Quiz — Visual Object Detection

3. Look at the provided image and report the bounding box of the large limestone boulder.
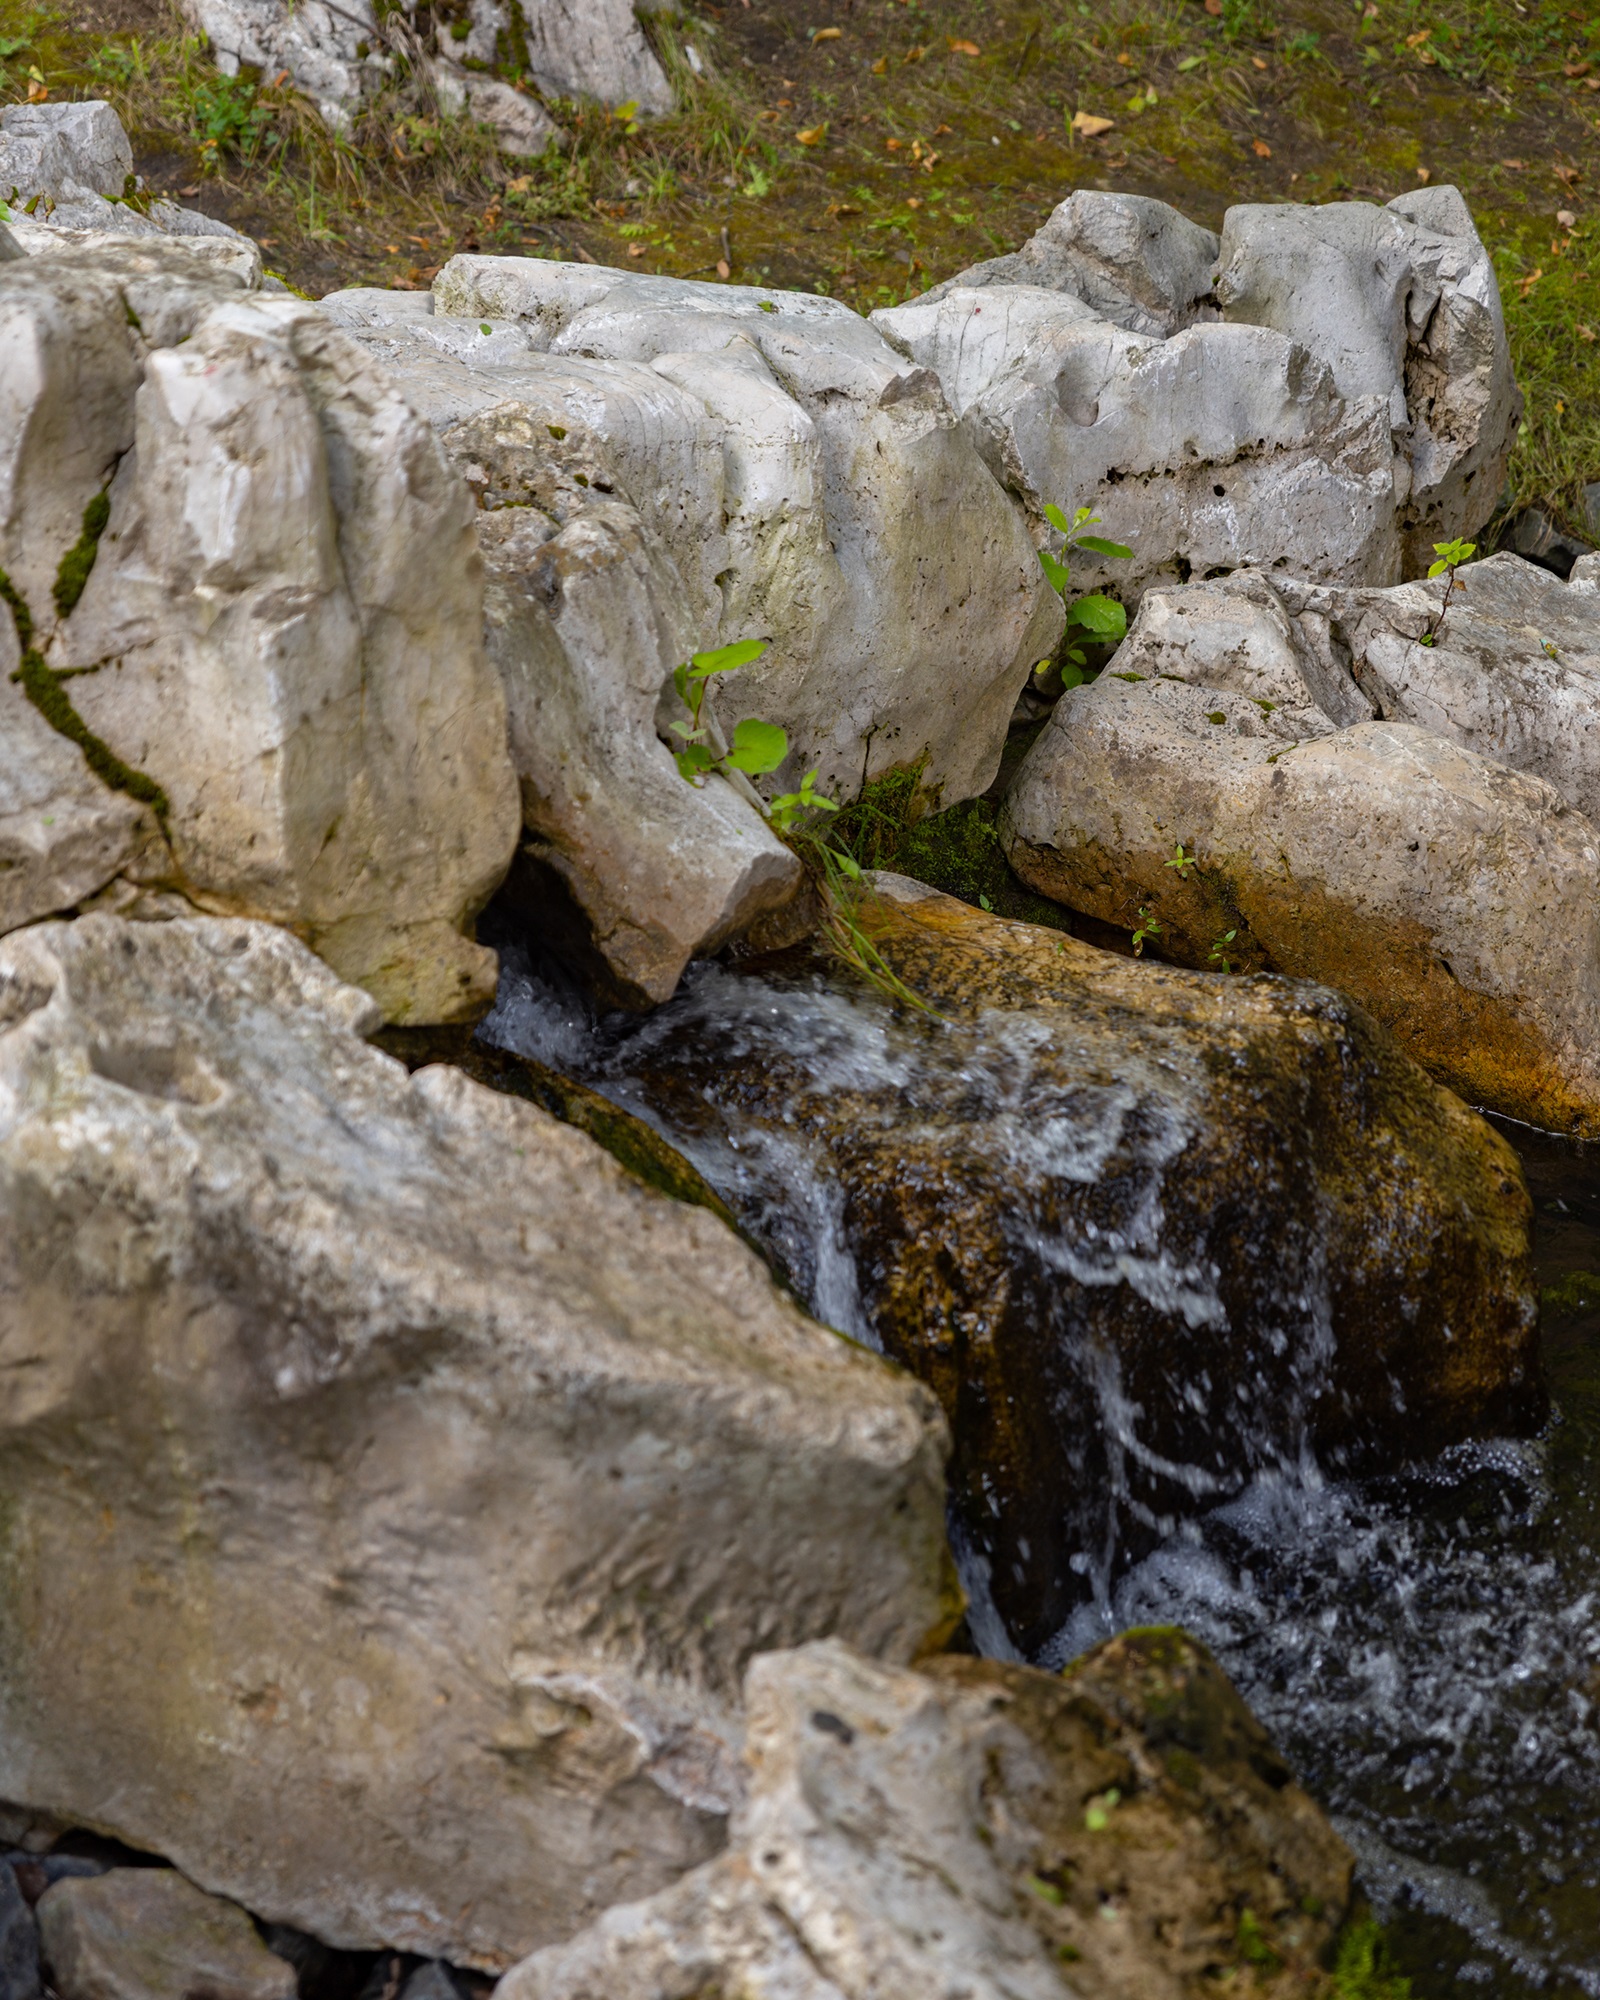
[501,1632,1356,1999]
[1215,189,1519,569]
[0,915,952,1966]
[0,243,519,1022]
[1002,563,1600,1133]
[321,269,1057,1001]
[486,874,1539,1657]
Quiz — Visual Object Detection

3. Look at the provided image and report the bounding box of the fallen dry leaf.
[1501,158,1525,171]
[1565,61,1591,77]
[1204,0,1221,13]
[948,37,980,56]
[1554,164,1580,186]
[628,243,646,258]
[934,123,952,134]
[1559,209,1578,229]
[716,258,731,278]
[920,150,941,171]
[1416,166,1432,184]
[1251,55,1268,69]
[1587,76,1600,90]
[1252,138,1272,157]
[811,26,841,42]
[905,44,926,62]
[1072,110,1116,137]
[826,201,862,217]
[1518,266,1544,297]
[797,123,827,144]
[1578,323,1597,342]
[1404,27,1431,46]
[885,135,903,149]
[1117,51,1134,65]
[871,55,886,74]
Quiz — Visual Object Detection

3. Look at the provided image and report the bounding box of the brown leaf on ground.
[1252,137,1272,157]
[1072,111,1116,137]
[1518,266,1544,296]
[797,123,828,144]
[811,26,842,42]
[948,38,980,56]
[1554,163,1580,185]
[871,55,886,74]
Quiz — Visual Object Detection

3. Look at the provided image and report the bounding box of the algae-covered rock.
[499,1631,1355,2000]
[525,875,1539,1656]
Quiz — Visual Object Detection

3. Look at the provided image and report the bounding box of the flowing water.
[483,940,1600,1997]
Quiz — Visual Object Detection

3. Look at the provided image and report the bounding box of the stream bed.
[482,938,1600,1998]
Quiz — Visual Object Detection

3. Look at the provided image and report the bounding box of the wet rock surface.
[484,875,1541,1660]
[0,915,952,1968]
[501,1632,1355,2000]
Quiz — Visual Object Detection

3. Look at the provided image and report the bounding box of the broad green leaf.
[689,638,768,679]
[1060,662,1087,688]
[674,743,716,782]
[726,716,789,775]
[1426,558,1450,579]
[1067,593,1127,639]
[1074,535,1133,560]
[1038,549,1071,597]
[1041,501,1073,536]
[832,850,863,880]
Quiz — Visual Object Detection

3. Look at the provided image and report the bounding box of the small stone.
[0,1863,41,2000]
[37,1871,296,2000]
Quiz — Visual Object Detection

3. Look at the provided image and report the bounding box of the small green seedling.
[768,766,838,834]
[1084,1786,1121,1832]
[1037,502,1133,685]
[1164,842,1196,878]
[1421,537,1475,646]
[1209,928,1238,972]
[1131,906,1163,956]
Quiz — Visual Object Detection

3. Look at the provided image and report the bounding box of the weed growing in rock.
[1330,1917,1413,1999]
[1036,502,1132,688]
[1164,841,1196,878]
[669,639,790,805]
[1209,928,1239,971]
[1421,537,1476,646]
[1131,905,1163,956]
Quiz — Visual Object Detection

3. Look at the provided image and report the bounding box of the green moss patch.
[52,490,112,620]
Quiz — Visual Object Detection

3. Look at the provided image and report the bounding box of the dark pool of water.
[482,946,1600,1995]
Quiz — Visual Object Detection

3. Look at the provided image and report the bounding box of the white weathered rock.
[1002,572,1600,1132]
[518,0,673,115]
[429,62,558,156]
[1,249,519,1022]
[0,916,953,1967]
[0,102,132,202]
[918,189,1221,338]
[1214,190,1519,568]
[38,1871,297,2000]
[501,1633,1353,2000]
[874,284,1399,599]
[0,101,253,257]
[426,259,1062,803]
[2,218,263,286]
[1283,552,1600,826]
[183,0,669,124]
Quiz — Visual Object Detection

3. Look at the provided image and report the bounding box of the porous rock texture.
[180,0,671,127]
[320,266,1057,1001]
[0,239,518,1023]
[519,874,1539,1658]
[38,1871,297,2000]
[500,1633,1356,2000]
[1002,558,1600,1133]
[878,187,1515,599]
[0,916,953,1967]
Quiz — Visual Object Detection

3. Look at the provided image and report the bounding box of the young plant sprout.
[1036,502,1133,688]
[1421,537,1475,647]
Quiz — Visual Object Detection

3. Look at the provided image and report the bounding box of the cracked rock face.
[1002,558,1600,1133]
[0,243,519,1024]
[0,915,953,1969]
[500,1633,1356,2000]
[876,186,1515,606]
[321,267,1058,1002]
